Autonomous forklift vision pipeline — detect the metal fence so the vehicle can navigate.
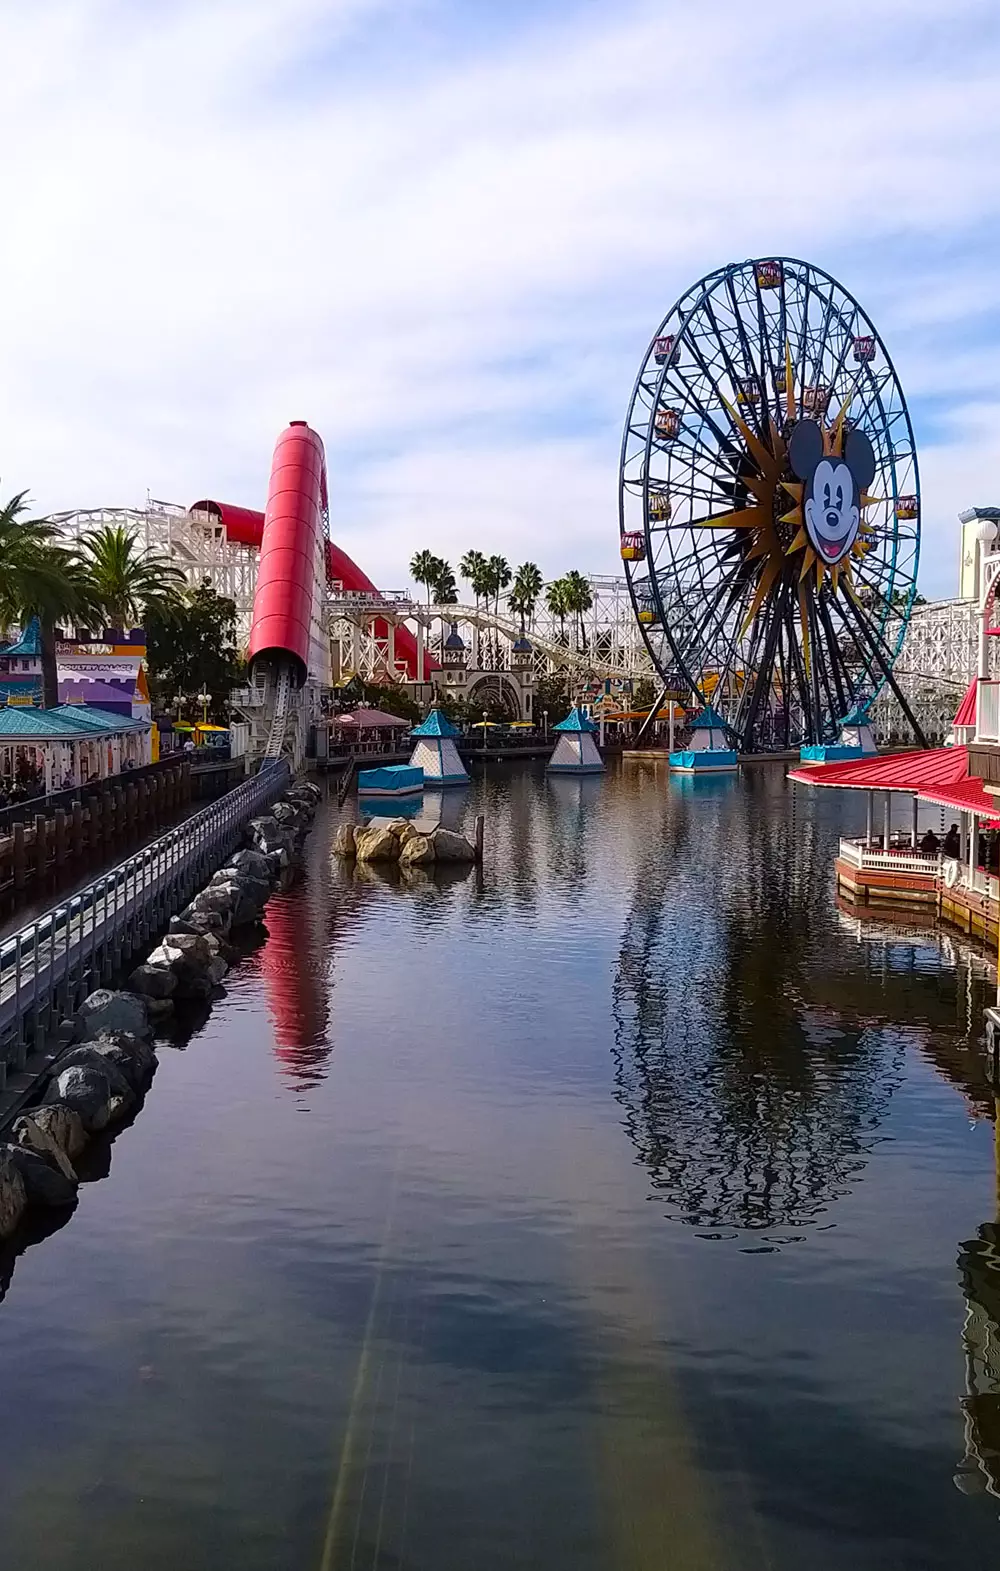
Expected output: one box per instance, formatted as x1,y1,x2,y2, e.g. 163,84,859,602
0,760,290,1086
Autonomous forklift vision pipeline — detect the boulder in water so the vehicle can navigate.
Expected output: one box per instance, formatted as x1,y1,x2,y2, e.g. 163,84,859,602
333,822,357,859
22,1104,87,1160
355,826,401,863
2,1143,77,1208
399,834,435,867
75,989,150,1042
45,1065,114,1133
76,1032,157,1092
429,828,476,863
0,1150,27,1238
128,961,177,1000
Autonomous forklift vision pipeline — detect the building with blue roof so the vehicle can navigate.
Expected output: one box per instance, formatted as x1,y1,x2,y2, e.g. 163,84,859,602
409,706,469,786
799,703,878,766
0,703,153,793
546,706,605,774
669,705,738,774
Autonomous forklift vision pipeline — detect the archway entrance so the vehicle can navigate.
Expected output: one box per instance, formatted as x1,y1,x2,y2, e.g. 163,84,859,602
467,674,523,721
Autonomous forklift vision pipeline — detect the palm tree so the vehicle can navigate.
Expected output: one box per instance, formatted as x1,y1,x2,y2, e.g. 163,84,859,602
432,562,458,604
0,491,99,707
459,550,487,613
431,561,458,659
563,570,593,652
410,549,440,607
484,554,511,668
545,577,571,644
509,562,543,631
78,524,185,628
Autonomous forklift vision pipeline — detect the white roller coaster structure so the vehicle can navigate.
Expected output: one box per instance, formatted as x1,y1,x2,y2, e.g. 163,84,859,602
50,501,997,737
50,505,654,686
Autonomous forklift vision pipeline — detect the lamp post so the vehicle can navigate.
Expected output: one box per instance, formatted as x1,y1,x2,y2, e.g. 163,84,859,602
197,690,211,726
482,708,489,750
543,709,549,739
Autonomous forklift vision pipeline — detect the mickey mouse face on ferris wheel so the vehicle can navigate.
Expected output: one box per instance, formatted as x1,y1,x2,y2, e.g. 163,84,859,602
788,419,876,567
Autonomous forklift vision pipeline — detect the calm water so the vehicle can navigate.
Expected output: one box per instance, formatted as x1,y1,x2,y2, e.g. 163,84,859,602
1,760,999,1570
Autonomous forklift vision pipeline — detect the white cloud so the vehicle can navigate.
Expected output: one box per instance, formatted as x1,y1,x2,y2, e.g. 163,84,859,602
0,0,998,598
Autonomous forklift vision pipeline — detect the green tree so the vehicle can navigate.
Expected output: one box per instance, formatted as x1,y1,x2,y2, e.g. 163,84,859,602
430,560,458,662
432,561,457,604
509,561,543,631
459,550,487,612
359,680,420,724
483,554,511,667
144,582,242,717
545,577,571,643
563,570,593,652
534,671,572,727
410,549,440,606
0,491,100,707
78,524,185,627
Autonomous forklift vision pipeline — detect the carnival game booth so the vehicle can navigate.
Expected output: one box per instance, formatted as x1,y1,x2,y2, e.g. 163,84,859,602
0,705,153,796
332,707,411,757
546,707,605,775
408,707,469,787
669,706,738,774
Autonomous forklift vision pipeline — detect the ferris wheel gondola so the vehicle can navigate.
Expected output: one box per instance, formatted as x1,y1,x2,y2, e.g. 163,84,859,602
618,257,922,752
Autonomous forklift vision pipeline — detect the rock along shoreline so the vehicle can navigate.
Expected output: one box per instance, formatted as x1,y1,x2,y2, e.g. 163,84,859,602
0,778,323,1242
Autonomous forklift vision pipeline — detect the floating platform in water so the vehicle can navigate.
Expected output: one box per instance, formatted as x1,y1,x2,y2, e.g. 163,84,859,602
357,764,424,798
669,706,737,773
669,748,738,774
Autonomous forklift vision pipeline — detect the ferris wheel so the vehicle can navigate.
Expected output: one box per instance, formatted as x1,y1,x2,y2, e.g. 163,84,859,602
618,257,923,752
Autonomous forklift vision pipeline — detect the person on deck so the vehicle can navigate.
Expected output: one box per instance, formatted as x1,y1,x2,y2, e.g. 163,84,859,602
920,828,940,855
943,823,961,858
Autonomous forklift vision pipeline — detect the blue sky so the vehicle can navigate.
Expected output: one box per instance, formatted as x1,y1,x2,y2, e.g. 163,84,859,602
1,0,999,597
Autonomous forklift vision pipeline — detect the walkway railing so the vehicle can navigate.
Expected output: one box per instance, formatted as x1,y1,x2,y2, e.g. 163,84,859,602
0,760,290,1086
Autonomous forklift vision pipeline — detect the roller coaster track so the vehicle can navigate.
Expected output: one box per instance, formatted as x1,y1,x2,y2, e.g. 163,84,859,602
263,661,293,760
327,597,652,681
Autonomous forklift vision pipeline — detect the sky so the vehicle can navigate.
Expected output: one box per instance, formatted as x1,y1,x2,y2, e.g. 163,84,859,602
0,0,999,599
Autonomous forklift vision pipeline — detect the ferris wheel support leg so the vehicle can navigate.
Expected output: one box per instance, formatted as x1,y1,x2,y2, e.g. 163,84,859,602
833,592,929,750
635,684,669,746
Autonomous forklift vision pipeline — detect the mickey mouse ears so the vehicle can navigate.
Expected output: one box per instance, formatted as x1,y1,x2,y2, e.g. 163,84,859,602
788,418,876,491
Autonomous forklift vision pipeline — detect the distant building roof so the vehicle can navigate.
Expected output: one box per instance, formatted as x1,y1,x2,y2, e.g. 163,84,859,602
838,702,872,727
691,705,728,730
953,677,978,730
410,707,460,738
0,704,146,740
512,635,533,653
3,616,43,657
443,626,466,651
553,706,598,733
334,707,408,729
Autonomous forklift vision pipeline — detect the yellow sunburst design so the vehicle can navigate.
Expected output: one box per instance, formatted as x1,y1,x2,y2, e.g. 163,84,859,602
691,356,880,637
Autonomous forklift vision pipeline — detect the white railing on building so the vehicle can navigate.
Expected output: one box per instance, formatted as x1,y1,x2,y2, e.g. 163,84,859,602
840,839,1000,899
838,838,940,876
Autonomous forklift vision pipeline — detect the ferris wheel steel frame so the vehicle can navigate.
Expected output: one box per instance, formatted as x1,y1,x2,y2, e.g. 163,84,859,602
619,257,923,751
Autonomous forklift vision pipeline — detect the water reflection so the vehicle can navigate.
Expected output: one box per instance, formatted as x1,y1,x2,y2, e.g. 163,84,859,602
957,1211,1000,1502
612,770,903,1232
